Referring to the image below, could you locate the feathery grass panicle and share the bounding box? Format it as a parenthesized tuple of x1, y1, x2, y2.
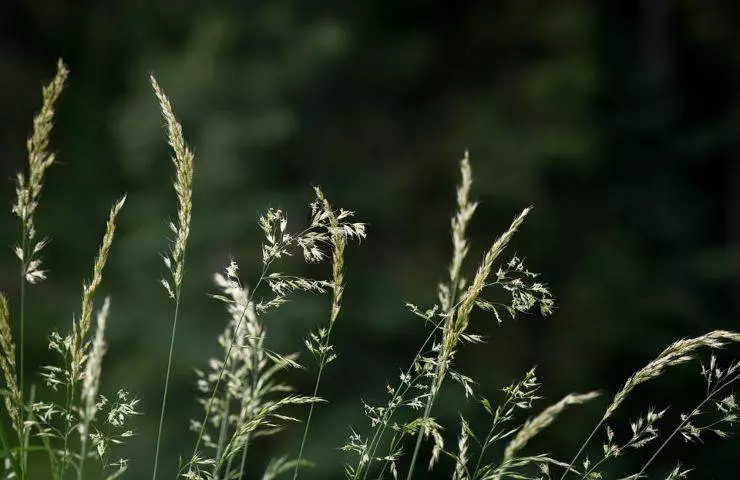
(13, 59, 68, 245)
(503, 391, 600, 463)
(72, 196, 126, 378)
(293, 188, 355, 479)
(79, 298, 110, 480)
(446, 150, 478, 310)
(0, 294, 20, 431)
(81, 297, 110, 427)
(452, 417, 471, 480)
(604, 330, 740, 420)
(150, 74, 194, 294)
(11, 61, 68, 475)
(453, 207, 530, 337)
(316, 187, 346, 326)
(436, 208, 532, 398)
(150, 73, 195, 480)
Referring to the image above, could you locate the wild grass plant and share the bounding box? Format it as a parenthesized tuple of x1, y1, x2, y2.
(0, 60, 738, 479)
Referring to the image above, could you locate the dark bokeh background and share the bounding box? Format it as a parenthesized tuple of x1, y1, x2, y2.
(1, 0, 740, 478)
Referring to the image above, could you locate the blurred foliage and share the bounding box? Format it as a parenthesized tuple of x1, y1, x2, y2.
(1, 0, 740, 478)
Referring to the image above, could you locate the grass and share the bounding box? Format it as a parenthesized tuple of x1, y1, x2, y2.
(0, 60, 737, 479)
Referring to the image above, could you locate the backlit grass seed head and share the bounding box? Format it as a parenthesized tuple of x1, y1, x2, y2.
(13, 59, 68, 240)
(150, 74, 194, 292)
(447, 151, 478, 306)
(452, 417, 471, 480)
(455, 207, 531, 333)
(315, 187, 346, 325)
(73, 196, 126, 377)
(504, 391, 600, 462)
(435, 208, 532, 389)
(604, 330, 740, 420)
(13, 60, 68, 286)
(81, 297, 110, 430)
(0, 294, 20, 430)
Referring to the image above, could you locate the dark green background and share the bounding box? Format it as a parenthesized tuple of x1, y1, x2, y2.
(1, 0, 739, 478)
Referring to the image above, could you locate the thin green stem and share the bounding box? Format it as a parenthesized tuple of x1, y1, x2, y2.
(405, 395, 435, 480)
(18, 232, 28, 479)
(212, 390, 232, 478)
(61, 352, 76, 478)
(78, 421, 90, 480)
(152, 288, 182, 480)
(559, 421, 603, 480)
(237, 436, 250, 479)
(292, 362, 325, 480)
(293, 215, 344, 480)
(19, 233, 27, 405)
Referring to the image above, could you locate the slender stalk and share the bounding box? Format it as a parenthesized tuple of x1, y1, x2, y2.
(559, 422, 602, 480)
(238, 438, 250, 479)
(59, 348, 76, 478)
(79, 423, 89, 480)
(150, 74, 194, 479)
(405, 156, 480, 480)
(18, 233, 27, 479)
(293, 191, 345, 480)
(152, 289, 182, 480)
(292, 362, 325, 480)
(212, 390, 232, 478)
(18, 235, 26, 410)
(405, 395, 435, 480)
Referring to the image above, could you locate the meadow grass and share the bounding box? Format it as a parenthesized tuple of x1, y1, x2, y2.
(0, 60, 737, 479)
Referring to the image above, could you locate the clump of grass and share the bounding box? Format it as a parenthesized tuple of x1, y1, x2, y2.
(0, 60, 737, 480)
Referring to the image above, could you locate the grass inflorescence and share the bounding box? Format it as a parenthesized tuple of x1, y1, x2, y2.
(0, 60, 737, 480)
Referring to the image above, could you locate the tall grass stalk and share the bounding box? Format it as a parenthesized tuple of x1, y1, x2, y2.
(11, 59, 68, 477)
(404, 152, 476, 480)
(293, 188, 346, 480)
(149, 74, 195, 480)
